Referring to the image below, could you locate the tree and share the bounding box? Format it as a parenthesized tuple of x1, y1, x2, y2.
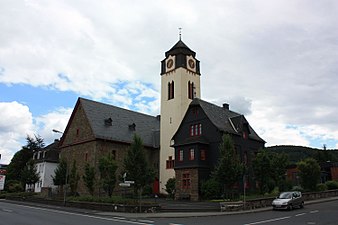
(83, 163, 95, 196)
(213, 134, 244, 199)
(297, 158, 321, 191)
(6, 147, 32, 184)
(21, 159, 40, 191)
(52, 159, 67, 193)
(270, 152, 289, 191)
(26, 135, 45, 150)
(68, 160, 80, 196)
(253, 150, 290, 193)
(253, 149, 274, 194)
(201, 178, 221, 200)
(6, 135, 44, 190)
(165, 178, 176, 199)
(123, 134, 154, 196)
(99, 154, 118, 197)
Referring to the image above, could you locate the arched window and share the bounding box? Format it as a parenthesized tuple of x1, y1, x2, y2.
(188, 81, 194, 99)
(168, 81, 174, 100)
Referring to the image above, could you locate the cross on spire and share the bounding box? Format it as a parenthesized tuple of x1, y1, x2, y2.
(179, 27, 182, 40)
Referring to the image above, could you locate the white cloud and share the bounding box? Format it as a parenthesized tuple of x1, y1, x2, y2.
(0, 0, 338, 159)
(0, 101, 73, 164)
(35, 107, 73, 145)
(0, 101, 35, 164)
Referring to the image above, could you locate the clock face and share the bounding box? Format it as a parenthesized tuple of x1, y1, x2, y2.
(166, 59, 174, 69)
(188, 59, 195, 69)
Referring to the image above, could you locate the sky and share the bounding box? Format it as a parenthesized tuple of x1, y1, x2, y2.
(1, 0, 338, 164)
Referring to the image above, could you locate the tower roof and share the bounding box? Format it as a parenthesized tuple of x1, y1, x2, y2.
(165, 39, 196, 57)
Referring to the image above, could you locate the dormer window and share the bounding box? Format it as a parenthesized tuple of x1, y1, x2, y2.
(104, 118, 113, 126)
(129, 123, 136, 131)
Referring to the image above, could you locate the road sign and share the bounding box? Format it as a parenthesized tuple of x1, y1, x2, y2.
(0, 175, 5, 190)
(125, 180, 135, 184)
(119, 183, 130, 187)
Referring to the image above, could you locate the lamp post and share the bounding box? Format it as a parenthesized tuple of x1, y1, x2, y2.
(52, 129, 66, 205)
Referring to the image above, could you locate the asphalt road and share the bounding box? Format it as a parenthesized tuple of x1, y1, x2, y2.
(1, 199, 337, 225)
(152, 200, 338, 225)
(0, 201, 152, 225)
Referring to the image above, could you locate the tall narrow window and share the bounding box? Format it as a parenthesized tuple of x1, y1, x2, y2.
(168, 81, 175, 100)
(200, 149, 206, 161)
(189, 149, 195, 161)
(182, 173, 191, 189)
(178, 150, 184, 161)
(195, 124, 198, 135)
(190, 125, 194, 136)
(188, 81, 194, 99)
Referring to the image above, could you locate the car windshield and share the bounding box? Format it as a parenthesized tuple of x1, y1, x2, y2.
(278, 192, 292, 199)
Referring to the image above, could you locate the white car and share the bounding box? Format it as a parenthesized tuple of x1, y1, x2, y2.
(272, 191, 304, 210)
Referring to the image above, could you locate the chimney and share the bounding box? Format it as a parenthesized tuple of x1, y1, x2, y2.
(223, 103, 229, 110)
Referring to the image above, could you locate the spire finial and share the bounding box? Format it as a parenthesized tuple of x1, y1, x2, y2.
(178, 27, 182, 40)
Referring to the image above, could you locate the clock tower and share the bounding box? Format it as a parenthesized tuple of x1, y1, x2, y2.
(159, 39, 201, 192)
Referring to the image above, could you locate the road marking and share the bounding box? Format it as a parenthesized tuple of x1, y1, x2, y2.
(310, 210, 319, 214)
(1, 208, 13, 213)
(243, 216, 291, 225)
(138, 220, 154, 223)
(295, 213, 306, 217)
(113, 216, 127, 220)
(18, 204, 152, 225)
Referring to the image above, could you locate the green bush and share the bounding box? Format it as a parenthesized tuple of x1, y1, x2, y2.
(1, 192, 37, 199)
(279, 179, 293, 192)
(165, 178, 176, 199)
(5, 180, 24, 193)
(292, 186, 304, 192)
(142, 185, 153, 196)
(67, 195, 138, 205)
(201, 178, 221, 200)
(325, 180, 338, 190)
(316, 183, 327, 191)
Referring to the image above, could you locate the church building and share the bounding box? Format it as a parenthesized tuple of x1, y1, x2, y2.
(57, 37, 264, 199)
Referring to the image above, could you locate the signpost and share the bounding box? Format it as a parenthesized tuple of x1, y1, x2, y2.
(119, 183, 131, 187)
(0, 175, 5, 191)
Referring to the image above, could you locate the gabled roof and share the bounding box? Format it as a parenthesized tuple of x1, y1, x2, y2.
(190, 98, 265, 143)
(165, 39, 196, 57)
(35, 139, 60, 163)
(78, 98, 160, 148)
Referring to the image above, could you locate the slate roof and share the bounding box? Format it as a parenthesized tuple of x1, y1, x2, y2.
(165, 39, 196, 57)
(190, 98, 265, 143)
(79, 98, 160, 148)
(34, 139, 60, 163)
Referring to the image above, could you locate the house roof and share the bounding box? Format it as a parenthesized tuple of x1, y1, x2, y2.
(35, 139, 60, 163)
(79, 98, 160, 148)
(190, 98, 265, 143)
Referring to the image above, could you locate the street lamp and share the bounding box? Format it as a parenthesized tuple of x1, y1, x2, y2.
(52, 129, 66, 205)
(52, 129, 63, 134)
